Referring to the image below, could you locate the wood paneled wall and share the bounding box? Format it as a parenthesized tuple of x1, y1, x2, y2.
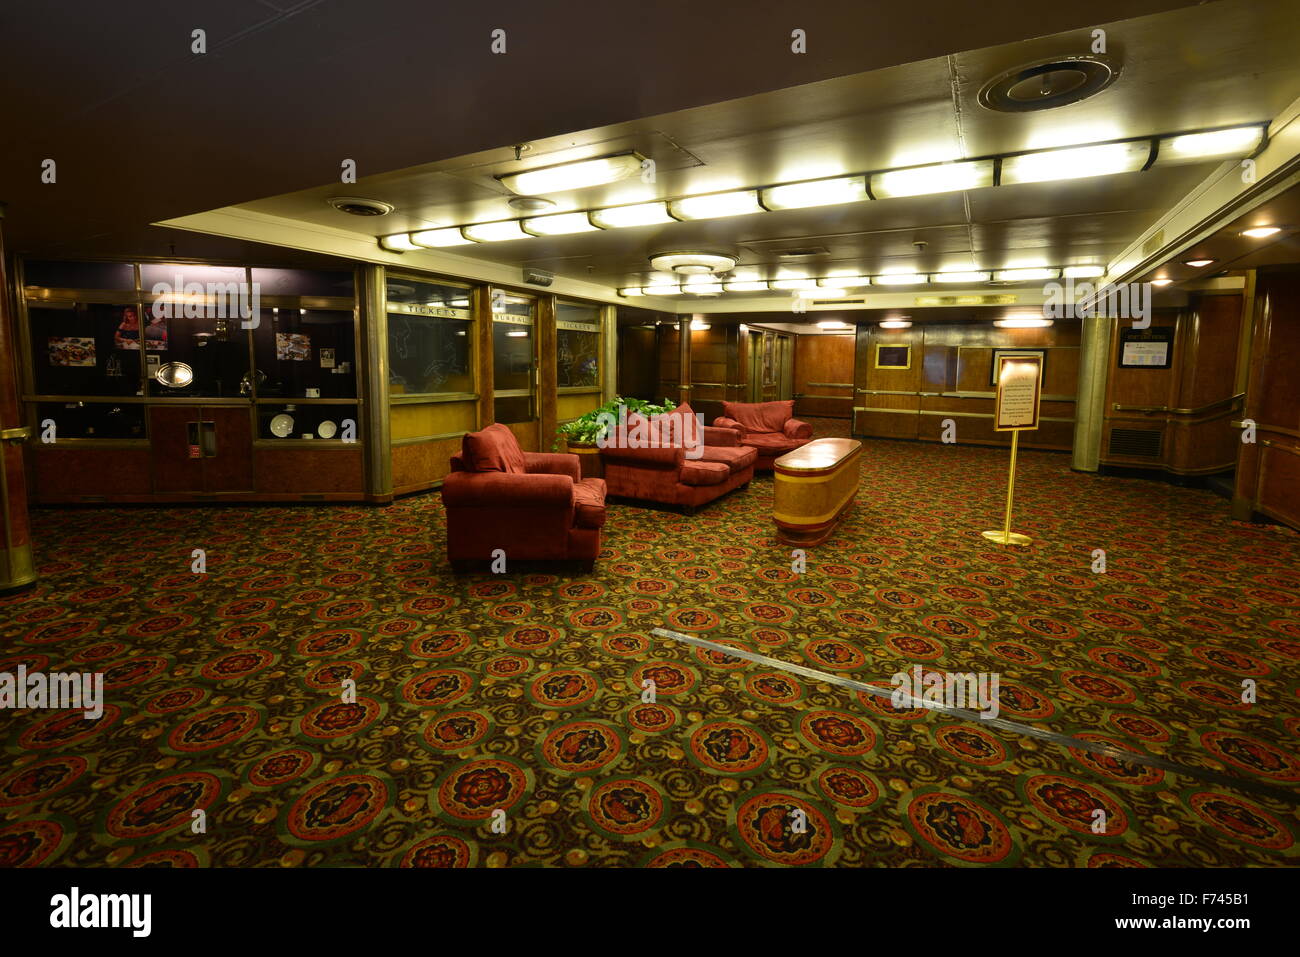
(1101, 295, 1244, 475)
(617, 325, 658, 399)
(793, 333, 854, 418)
(854, 320, 1081, 450)
(1235, 270, 1300, 529)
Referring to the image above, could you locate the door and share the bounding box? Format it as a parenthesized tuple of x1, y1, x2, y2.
(491, 290, 538, 448)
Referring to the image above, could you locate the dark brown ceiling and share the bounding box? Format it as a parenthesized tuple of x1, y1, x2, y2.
(0, 0, 1205, 259)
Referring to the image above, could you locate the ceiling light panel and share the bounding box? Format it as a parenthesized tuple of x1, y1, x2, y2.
(669, 190, 763, 221)
(380, 234, 420, 251)
(933, 271, 992, 283)
(1155, 126, 1264, 166)
(521, 212, 600, 235)
(409, 227, 472, 248)
(994, 268, 1061, 281)
(499, 152, 643, 195)
(461, 220, 531, 242)
(761, 176, 868, 210)
(589, 202, 674, 229)
(1063, 265, 1105, 278)
(873, 273, 927, 285)
(1000, 141, 1150, 185)
(870, 159, 995, 198)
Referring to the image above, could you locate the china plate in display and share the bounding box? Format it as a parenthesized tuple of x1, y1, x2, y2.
(317, 419, 338, 439)
(269, 413, 295, 438)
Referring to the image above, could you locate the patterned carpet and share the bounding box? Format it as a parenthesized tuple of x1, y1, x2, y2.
(2, 437, 1299, 867)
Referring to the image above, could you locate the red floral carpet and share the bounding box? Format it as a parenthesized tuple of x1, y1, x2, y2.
(2, 439, 1298, 867)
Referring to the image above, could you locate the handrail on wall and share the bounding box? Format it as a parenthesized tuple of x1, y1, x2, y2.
(1111, 393, 1245, 415)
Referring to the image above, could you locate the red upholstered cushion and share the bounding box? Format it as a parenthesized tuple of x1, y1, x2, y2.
(572, 478, 607, 528)
(678, 459, 729, 487)
(700, 444, 757, 473)
(743, 432, 804, 452)
(463, 422, 526, 474)
(723, 400, 794, 433)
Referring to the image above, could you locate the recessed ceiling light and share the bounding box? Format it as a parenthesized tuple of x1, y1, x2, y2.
(1151, 278, 1174, 286)
(649, 251, 738, 275)
(993, 315, 1053, 328)
(499, 152, 644, 195)
(879, 319, 912, 329)
(1240, 226, 1282, 239)
(1183, 258, 1215, 268)
(817, 320, 852, 329)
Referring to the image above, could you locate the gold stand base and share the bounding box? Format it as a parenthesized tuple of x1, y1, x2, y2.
(981, 530, 1033, 547)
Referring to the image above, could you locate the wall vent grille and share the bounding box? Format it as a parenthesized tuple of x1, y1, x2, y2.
(1109, 428, 1163, 458)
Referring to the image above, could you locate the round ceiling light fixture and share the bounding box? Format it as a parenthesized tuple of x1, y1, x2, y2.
(648, 251, 739, 275)
(327, 196, 394, 216)
(507, 196, 556, 213)
(978, 56, 1119, 113)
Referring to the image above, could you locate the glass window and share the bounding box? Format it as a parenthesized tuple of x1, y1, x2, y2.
(493, 293, 535, 424)
(386, 278, 474, 396)
(253, 308, 357, 399)
(29, 303, 144, 397)
(141, 306, 251, 398)
(556, 302, 600, 388)
(258, 402, 359, 442)
(140, 262, 248, 294)
(251, 267, 354, 298)
(36, 402, 146, 440)
(24, 261, 135, 291)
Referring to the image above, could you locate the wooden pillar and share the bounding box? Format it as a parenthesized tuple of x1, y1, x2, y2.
(537, 294, 558, 451)
(0, 206, 36, 590)
(678, 314, 691, 406)
(473, 286, 494, 428)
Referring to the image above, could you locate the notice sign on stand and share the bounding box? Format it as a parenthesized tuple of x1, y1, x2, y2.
(982, 353, 1043, 548)
(993, 354, 1043, 432)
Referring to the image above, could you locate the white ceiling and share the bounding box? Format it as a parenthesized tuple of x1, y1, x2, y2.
(212, 0, 1300, 299)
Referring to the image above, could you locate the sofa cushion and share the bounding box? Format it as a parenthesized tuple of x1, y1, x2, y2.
(572, 478, 608, 529)
(743, 432, 804, 452)
(722, 400, 794, 434)
(462, 422, 526, 474)
(678, 459, 730, 487)
(700, 444, 757, 473)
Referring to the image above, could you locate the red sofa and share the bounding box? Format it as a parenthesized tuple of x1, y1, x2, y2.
(713, 399, 813, 470)
(441, 423, 607, 570)
(599, 403, 756, 512)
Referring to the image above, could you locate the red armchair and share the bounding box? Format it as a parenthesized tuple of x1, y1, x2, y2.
(599, 403, 756, 512)
(713, 400, 813, 470)
(441, 423, 607, 570)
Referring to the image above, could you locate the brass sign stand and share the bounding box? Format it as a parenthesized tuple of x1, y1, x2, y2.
(981, 353, 1043, 547)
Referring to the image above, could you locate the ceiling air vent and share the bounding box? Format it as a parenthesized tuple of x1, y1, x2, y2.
(327, 196, 394, 217)
(776, 246, 830, 259)
(1109, 428, 1163, 458)
(814, 298, 866, 305)
(978, 56, 1119, 113)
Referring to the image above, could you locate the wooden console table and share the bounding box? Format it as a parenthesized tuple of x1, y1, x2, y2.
(772, 438, 862, 546)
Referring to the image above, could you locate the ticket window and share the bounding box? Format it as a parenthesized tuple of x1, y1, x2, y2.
(491, 292, 537, 424)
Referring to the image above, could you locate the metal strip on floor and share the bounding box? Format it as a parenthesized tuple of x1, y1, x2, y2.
(651, 627, 1300, 806)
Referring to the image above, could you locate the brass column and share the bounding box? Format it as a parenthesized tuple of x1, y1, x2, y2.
(678, 315, 691, 406)
(0, 205, 36, 590)
(360, 265, 392, 501)
(1071, 315, 1112, 472)
(600, 304, 617, 404)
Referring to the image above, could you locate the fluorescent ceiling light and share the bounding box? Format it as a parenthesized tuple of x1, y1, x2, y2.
(993, 315, 1053, 328)
(723, 281, 769, 292)
(1157, 126, 1264, 163)
(761, 176, 868, 210)
(994, 268, 1060, 282)
(1151, 278, 1173, 286)
(649, 252, 738, 274)
(770, 278, 818, 290)
(817, 320, 852, 329)
(683, 278, 724, 294)
(874, 273, 927, 285)
(1000, 141, 1149, 184)
(819, 276, 870, 288)
(619, 288, 643, 297)
(871, 159, 995, 198)
(410, 227, 472, 248)
(670, 190, 763, 220)
(380, 234, 420, 251)
(933, 271, 991, 283)
(690, 320, 711, 330)
(1240, 226, 1281, 238)
(589, 202, 674, 229)
(522, 212, 599, 235)
(1063, 265, 1105, 278)
(879, 319, 912, 329)
(1183, 259, 1215, 268)
(462, 220, 530, 242)
(499, 152, 643, 195)
(642, 284, 682, 296)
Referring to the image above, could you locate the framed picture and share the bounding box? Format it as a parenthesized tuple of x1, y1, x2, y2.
(993, 354, 1044, 431)
(875, 344, 911, 369)
(1118, 326, 1173, 368)
(990, 348, 1046, 387)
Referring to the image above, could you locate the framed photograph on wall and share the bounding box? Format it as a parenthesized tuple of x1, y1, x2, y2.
(875, 344, 911, 369)
(990, 348, 1046, 387)
(1118, 326, 1174, 368)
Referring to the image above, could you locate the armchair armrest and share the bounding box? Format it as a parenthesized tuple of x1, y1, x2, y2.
(523, 452, 581, 482)
(441, 470, 574, 508)
(703, 425, 740, 447)
(713, 416, 744, 435)
(783, 418, 813, 440)
(598, 443, 684, 466)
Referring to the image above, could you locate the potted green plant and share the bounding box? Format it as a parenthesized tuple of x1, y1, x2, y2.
(554, 396, 676, 452)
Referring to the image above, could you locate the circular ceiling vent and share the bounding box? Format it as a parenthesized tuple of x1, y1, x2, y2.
(978, 56, 1119, 113)
(327, 196, 394, 216)
(648, 251, 738, 275)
